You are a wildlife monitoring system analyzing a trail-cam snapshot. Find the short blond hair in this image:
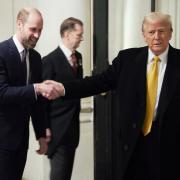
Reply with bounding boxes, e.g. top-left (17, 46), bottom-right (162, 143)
top-left (142, 12), bottom-right (173, 32)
